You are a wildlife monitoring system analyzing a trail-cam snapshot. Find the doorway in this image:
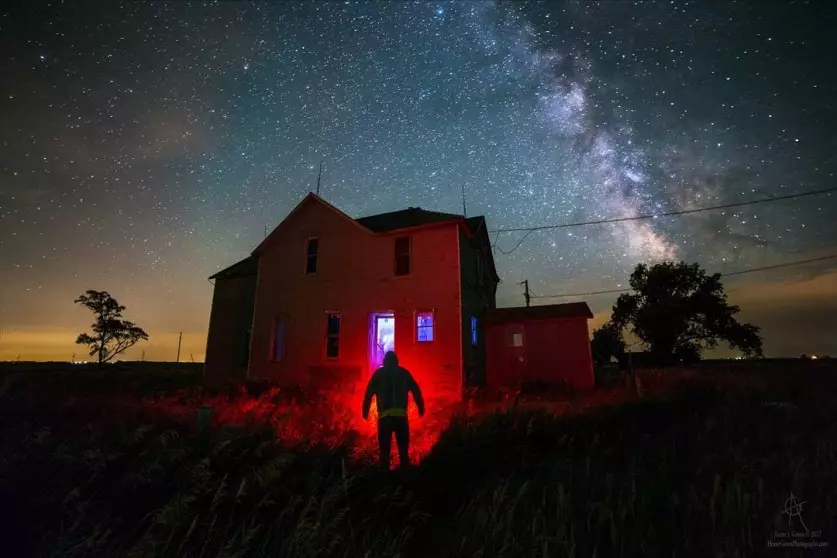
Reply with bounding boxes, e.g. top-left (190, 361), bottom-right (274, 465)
top-left (369, 313), bottom-right (395, 372)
